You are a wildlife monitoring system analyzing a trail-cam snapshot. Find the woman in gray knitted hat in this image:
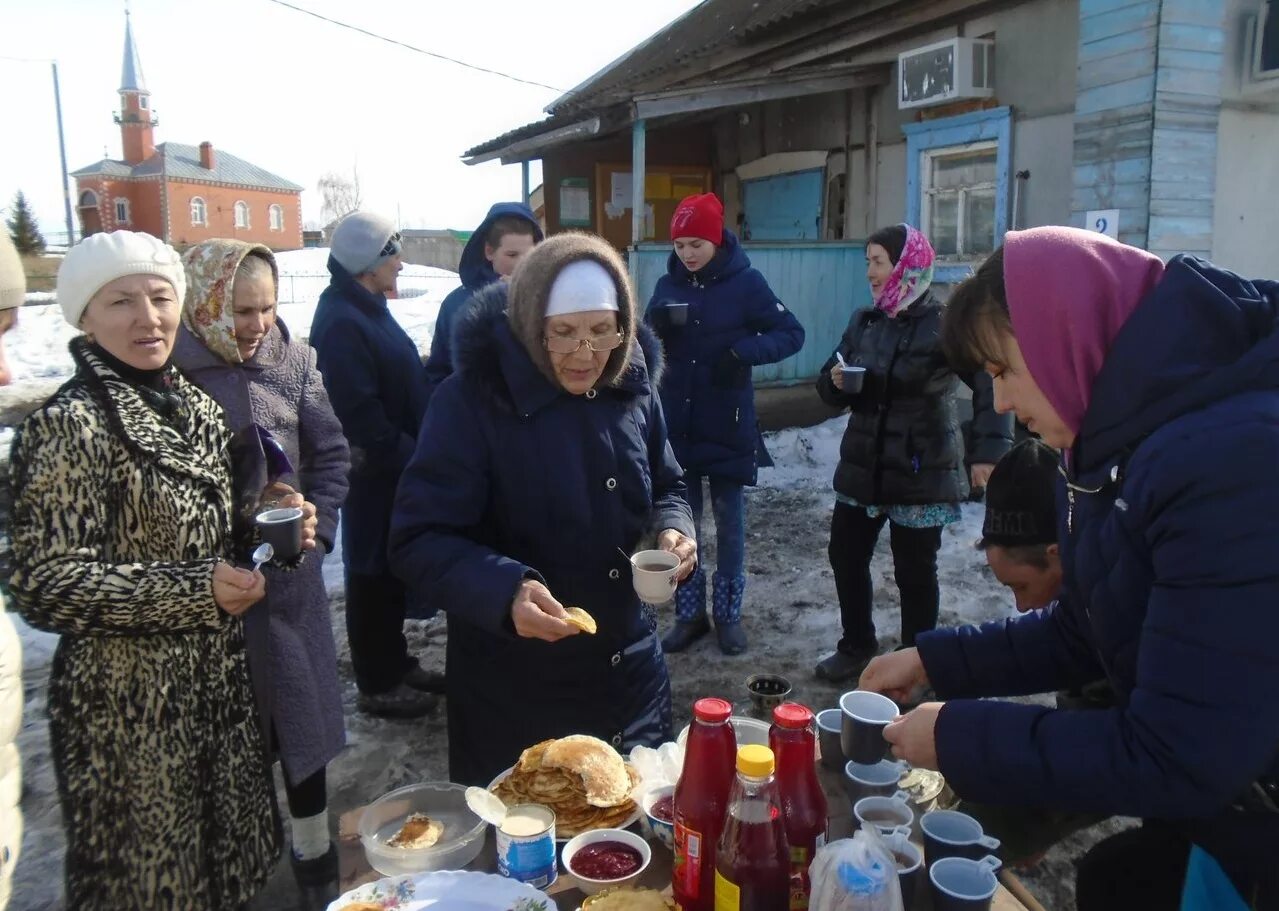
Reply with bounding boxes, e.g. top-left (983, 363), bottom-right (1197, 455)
top-left (389, 232), bottom-right (697, 785)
